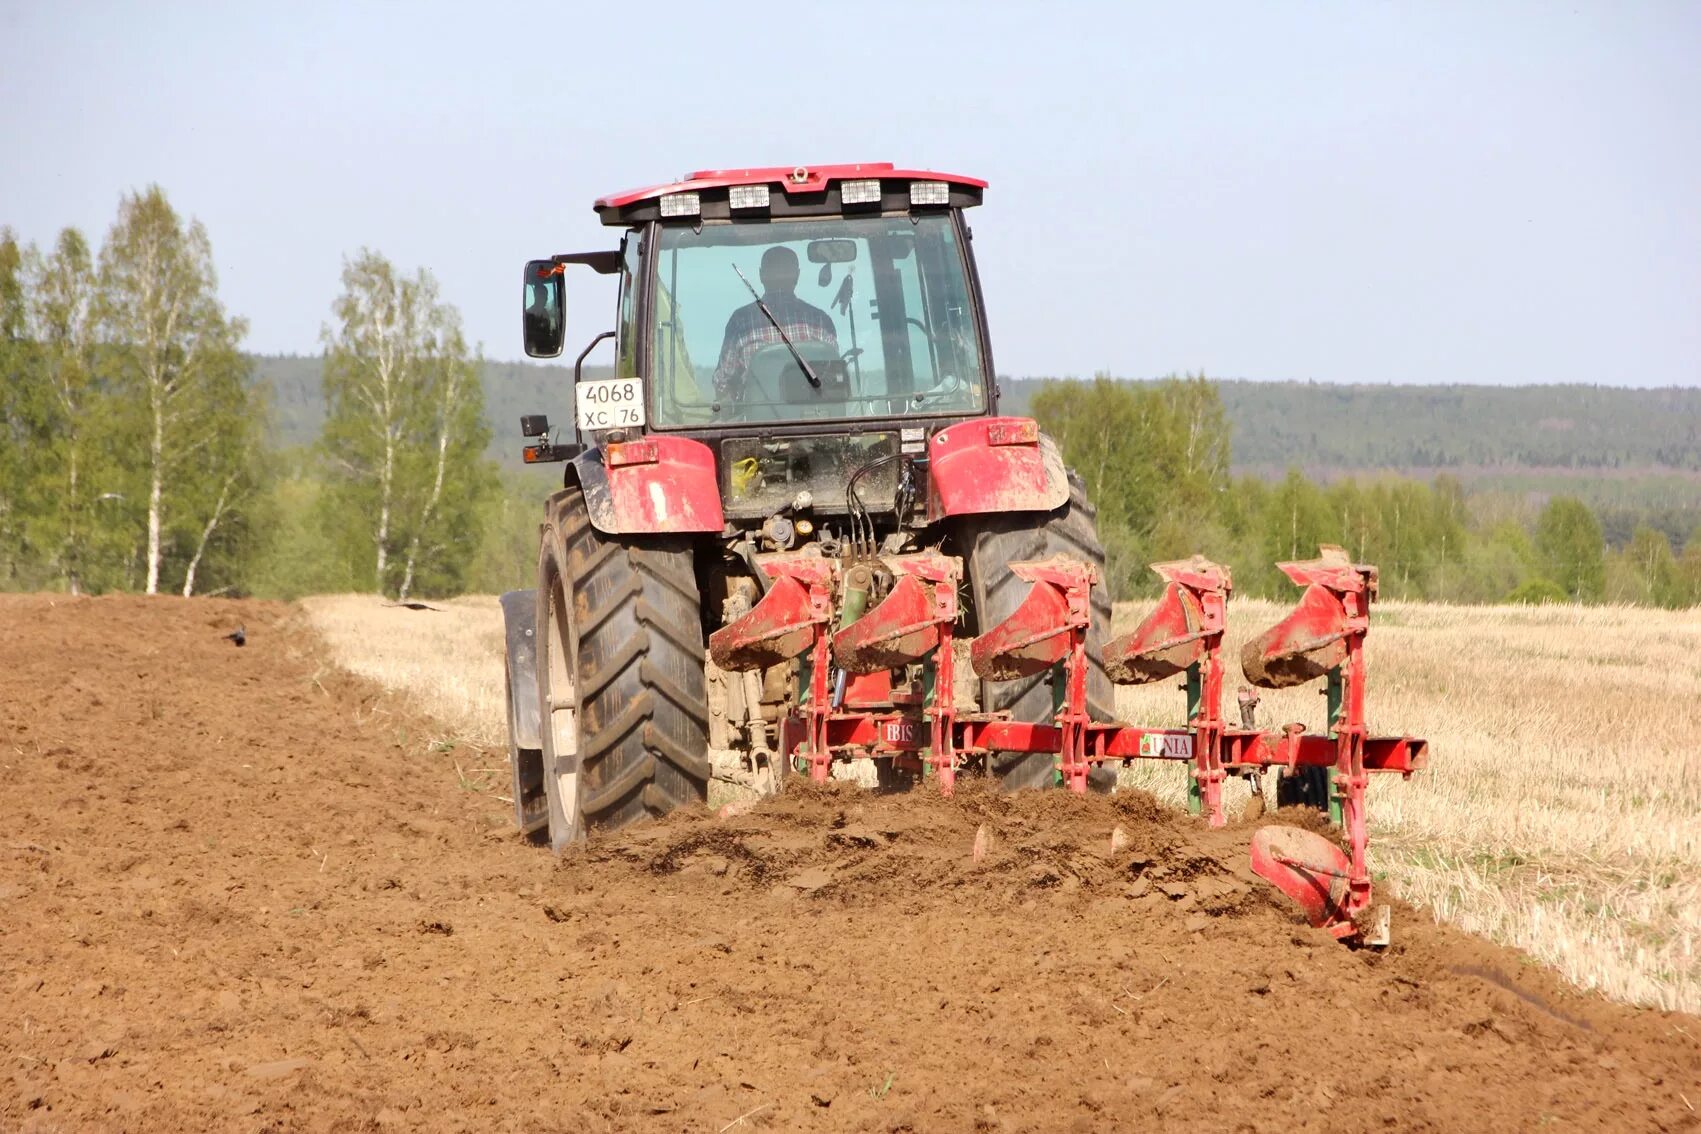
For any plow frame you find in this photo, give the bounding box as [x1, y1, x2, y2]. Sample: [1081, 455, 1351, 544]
[707, 544, 1428, 944]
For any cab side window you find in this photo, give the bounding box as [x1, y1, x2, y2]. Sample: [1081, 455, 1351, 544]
[614, 233, 642, 379]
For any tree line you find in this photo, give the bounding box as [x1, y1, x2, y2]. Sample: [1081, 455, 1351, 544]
[4, 190, 1696, 609]
[1, 188, 498, 599]
[1006, 378, 1701, 472]
[1033, 376, 1701, 608]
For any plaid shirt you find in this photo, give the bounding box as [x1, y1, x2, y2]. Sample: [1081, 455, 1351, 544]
[713, 293, 839, 400]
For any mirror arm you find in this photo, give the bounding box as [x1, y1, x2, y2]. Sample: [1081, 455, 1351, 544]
[575, 330, 617, 384]
[553, 250, 622, 276]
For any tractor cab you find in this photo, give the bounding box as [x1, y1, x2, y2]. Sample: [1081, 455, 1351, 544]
[518, 165, 1022, 535]
[525, 163, 992, 429]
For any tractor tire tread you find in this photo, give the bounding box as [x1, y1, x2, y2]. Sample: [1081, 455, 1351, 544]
[547, 489, 709, 836]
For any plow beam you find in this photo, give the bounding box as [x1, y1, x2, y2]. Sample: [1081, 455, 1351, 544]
[707, 556, 836, 672]
[1238, 545, 1393, 943]
[1103, 556, 1234, 824]
[1103, 556, 1230, 685]
[969, 557, 1096, 680]
[1241, 545, 1374, 690]
[970, 557, 1097, 793]
[832, 553, 964, 791]
[831, 553, 961, 674]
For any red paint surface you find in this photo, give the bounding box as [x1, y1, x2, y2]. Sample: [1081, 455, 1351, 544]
[925, 417, 1067, 520]
[600, 436, 723, 534]
[596, 163, 988, 209]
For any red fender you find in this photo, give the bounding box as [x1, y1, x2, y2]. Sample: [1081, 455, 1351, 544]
[925, 417, 1069, 521]
[572, 437, 725, 535]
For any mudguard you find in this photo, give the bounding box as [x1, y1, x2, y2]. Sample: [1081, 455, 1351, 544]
[925, 416, 1070, 522]
[570, 437, 725, 535]
[499, 589, 546, 835]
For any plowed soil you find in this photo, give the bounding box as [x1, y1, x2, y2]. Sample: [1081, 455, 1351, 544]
[2, 595, 1697, 1132]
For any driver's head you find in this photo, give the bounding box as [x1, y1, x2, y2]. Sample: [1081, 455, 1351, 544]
[758, 245, 800, 295]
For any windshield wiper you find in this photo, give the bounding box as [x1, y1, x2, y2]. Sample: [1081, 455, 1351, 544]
[731, 265, 821, 388]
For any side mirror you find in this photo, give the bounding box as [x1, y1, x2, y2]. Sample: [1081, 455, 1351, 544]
[520, 414, 550, 437]
[522, 260, 565, 358]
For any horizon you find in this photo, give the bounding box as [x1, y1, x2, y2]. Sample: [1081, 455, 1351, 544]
[247, 349, 1701, 394]
[4, 2, 1697, 388]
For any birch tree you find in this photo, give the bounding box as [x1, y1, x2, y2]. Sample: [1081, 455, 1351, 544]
[321, 250, 493, 598]
[395, 326, 491, 600]
[24, 229, 103, 592]
[97, 186, 255, 595]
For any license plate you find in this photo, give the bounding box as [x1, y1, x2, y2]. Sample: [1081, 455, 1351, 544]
[576, 377, 646, 431]
[1139, 733, 1193, 759]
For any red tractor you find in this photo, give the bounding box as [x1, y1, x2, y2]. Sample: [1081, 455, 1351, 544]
[502, 163, 1116, 846]
[501, 164, 1428, 944]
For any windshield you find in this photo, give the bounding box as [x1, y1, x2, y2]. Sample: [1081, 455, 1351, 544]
[649, 214, 988, 427]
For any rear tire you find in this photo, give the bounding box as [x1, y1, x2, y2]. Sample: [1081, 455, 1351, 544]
[536, 488, 710, 851]
[959, 474, 1117, 792]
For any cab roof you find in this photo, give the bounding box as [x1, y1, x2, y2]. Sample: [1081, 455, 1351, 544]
[593, 163, 987, 226]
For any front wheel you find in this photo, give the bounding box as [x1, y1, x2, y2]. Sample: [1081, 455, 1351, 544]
[958, 474, 1117, 793]
[535, 489, 710, 851]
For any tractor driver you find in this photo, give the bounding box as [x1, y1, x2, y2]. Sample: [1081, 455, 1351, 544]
[712, 245, 839, 402]
[524, 278, 560, 349]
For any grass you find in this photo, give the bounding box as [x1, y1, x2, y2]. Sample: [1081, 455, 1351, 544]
[300, 591, 1701, 1014]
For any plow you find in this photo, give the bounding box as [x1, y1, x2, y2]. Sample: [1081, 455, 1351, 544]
[501, 161, 1429, 951]
[708, 544, 1426, 944]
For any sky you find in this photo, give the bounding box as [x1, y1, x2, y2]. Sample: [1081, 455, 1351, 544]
[2, 1, 1697, 387]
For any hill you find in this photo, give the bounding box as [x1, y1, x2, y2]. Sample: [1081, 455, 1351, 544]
[252, 353, 608, 452]
[998, 378, 1701, 471]
[258, 355, 1701, 470]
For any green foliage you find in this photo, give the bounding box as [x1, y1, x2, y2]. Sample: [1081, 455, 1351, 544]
[245, 453, 364, 600]
[98, 186, 263, 595]
[1451, 522, 1539, 604]
[464, 466, 560, 596]
[1, 192, 265, 596]
[250, 358, 1701, 554]
[0, 227, 43, 584]
[1607, 525, 1691, 608]
[1032, 373, 1231, 596]
[9, 198, 1694, 610]
[1678, 527, 1701, 607]
[1027, 377, 1689, 609]
[1505, 578, 1569, 605]
[1534, 496, 1606, 602]
[1004, 379, 1701, 472]
[319, 250, 498, 599]
[249, 351, 611, 460]
[1004, 376, 1701, 550]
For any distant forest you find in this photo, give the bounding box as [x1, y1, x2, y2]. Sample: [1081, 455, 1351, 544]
[1000, 379, 1701, 471]
[253, 355, 1701, 548]
[258, 355, 1701, 471]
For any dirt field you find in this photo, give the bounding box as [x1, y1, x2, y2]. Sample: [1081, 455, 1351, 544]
[3, 595, 1699, 1132]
